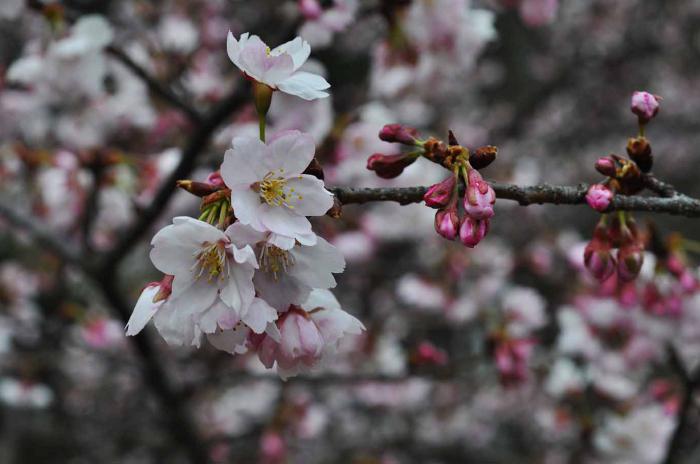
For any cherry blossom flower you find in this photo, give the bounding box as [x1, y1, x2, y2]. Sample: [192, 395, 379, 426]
[255, 289, 364, 379]
[221, 130, 333, 242]
[227, 32, 330, 100]
[148, 217, 259, 321]
[227, 222, 346, 310]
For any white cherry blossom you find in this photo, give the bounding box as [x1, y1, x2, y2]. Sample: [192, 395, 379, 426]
[227, 222, 345, 310]
[227, 32, 330, 100]
[221, 130, 333, 242]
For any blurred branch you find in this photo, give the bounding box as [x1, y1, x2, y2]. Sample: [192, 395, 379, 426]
[102, 88, 248, 269]
[331, 182, 700, 217]
[106, 45, 203, 124]
[663, 346, 700, 464]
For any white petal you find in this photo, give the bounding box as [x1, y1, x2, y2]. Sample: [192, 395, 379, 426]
[242, 298, 279, 333]
[221, 137, 268, 187]
[169, 278, 219, 317]
[220, 264, 255, 311]
[270, 37, 311, 71]
[225, 222, 267, 248]
[265, 130, 315, 176]
[283, 175, 333, 216]
[254, 271, 310, 311]
[207, 329, 249, 354]
[238, 35, 294, 85]
[231, 188, 266, 230]
[197, 300, 236, 334]
[288, 237, 345, 289]
[277, 72, 330, 100]
[226, 31, 248, 67]
[268, 233, 296, 251]
[125, 286, 162, 336]
[259, 204, 313, 239]
[312, 307, 365, 345]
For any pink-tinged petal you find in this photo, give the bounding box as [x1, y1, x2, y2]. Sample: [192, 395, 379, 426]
[238, 35, 294, 85]
[242, 298, 278, 333]
[231, 188, 266, 230]
[258, 335, 279, 368]
[265, 321, 282, 343]
[277, 72, 330, 100]
[312, 307, 365, 345]
[226, 31, 249, 67]
[220, 264, 255, 312]
[207, 328, 249, 354]
[149, 218, 224, 275]
[288, 237, 345, 289]
[225, 222, 267, 248]
[125, 285, 162, 336]
[259, 204, 313, 238]
[221, 137, 268, 187]
[270, 37, 310, 71]
[265, 130, 315, 175]
[153, 304, 195, 346]
[283, 175, 333, 216]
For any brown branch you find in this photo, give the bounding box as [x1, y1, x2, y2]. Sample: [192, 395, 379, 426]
[101, 88, 248, 269]
[663, 346, 700, 464]
[330, 182, 700, 217]
[106, 45, 203, 124]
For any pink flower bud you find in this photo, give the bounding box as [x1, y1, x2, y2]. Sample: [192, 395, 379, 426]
[463, 169, 495, 220]
[366, 152, 417, 179]
[413, 341, 448, 366]
[584, 241, 616, 281]
[378, 123, 419, 145]
[435, 208, 459, 240]
[298, 0, 322, 20]
[278, 309, 324, 368]
[586, 184, 613, 212]
[631, 91, 660, 124]
[206, 171, 225, 187]
[424, 175, 456, 208]
[617, 243, 644, 282]
[595, 157, 616, 177]
[459, 216, 489, 248]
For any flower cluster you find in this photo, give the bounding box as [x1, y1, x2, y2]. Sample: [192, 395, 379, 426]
[584, 91, 662, 282]
[368, 126, 497, 248]
[127, 33, 364, 379]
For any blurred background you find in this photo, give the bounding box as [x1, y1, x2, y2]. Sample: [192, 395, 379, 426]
[1, 0, 700, 463]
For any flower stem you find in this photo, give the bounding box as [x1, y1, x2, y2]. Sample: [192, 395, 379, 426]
[259, 113, 266, 142]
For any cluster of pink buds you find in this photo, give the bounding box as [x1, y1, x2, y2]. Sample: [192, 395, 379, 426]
[584, 214, 645, 282]
[367, 125, 497, 248]
[584, 92, 662, 282]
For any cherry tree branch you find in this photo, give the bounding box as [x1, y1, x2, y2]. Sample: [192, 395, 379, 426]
[330, 182, 700, 217]
[663, 347, 700, 464]
[106, 45, 203, 124]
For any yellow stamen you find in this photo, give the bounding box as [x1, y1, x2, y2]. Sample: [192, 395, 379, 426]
[192, 241, 229, 282]
[257, 170, 302, 208]
[258, 243, 295, 281]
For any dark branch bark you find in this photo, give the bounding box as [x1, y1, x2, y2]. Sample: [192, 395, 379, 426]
[663, 347, 700, 464]
[106, 45, 203, 124]
[330, 183, 700, 217]
[102, 88, 248, 269]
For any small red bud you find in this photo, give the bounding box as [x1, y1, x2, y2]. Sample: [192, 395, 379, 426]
[459, 216, 489, 248]
[423, 174, 457, 209]
[595, 156, 617, 177]
[378, 124, 419, 145]
[367, 152, 417, 179]
[631, 91, 661, 124]
[435, 208, 459, 240]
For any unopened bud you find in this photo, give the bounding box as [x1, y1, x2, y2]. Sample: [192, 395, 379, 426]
[631, 91, 660, 124]
[595, 156, 617, 177]
[367, 152, 417, 179]
[586, 184, 613, 213]
[206, 171, 225, 187]
[464, 169, 495, 220]
[626, 136, 653, 173]
[176, 179, 222, 197]
[459, 216, 489, 248]
[617, 243, 645, 282]
[435, 208, 459, 240]
[424, 174, 457, 209]
[378, 124, 419, 145]
[153, 275, 174, 303]
[470, 145, 498, 170]
[584, 241, 616, 281]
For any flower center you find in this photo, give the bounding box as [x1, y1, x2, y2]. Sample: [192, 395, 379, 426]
[259, 243, 295, 280]
[192, 241, 228, 282]
[257, 170, 302, 208]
